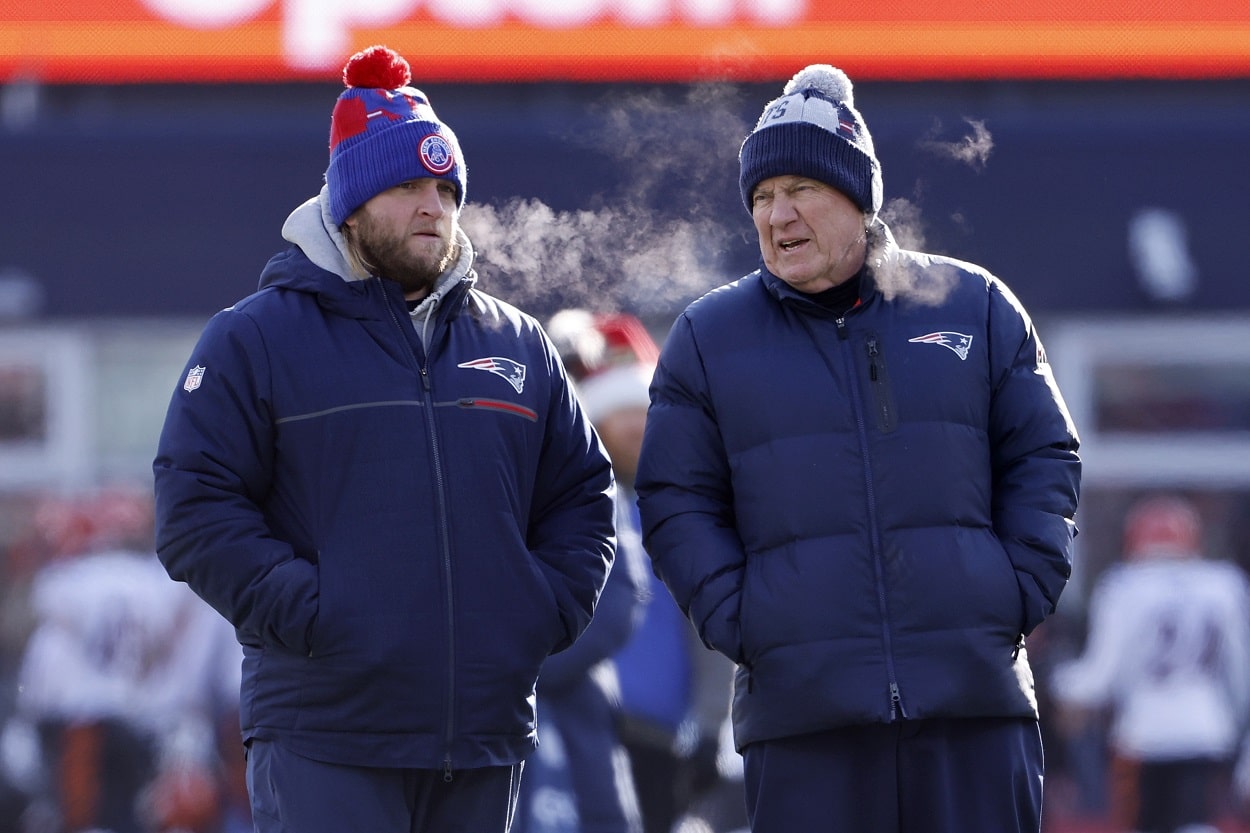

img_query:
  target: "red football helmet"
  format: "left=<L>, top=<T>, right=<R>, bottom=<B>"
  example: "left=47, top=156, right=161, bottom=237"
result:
left=1123, top=494, right=1201, bottom=559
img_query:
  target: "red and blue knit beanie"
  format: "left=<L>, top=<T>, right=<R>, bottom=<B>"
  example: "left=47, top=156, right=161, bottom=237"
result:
left=325, top=45, right=466, bottom=226
left=738, top=64, right=882, bottom=218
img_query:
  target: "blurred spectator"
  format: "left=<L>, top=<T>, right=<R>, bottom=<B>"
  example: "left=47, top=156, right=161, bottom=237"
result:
left=514, top=490, right=646, bottom=833
left=513, top=310, right=649, bottom=833
left=547, top=310, right=739, bottom=833
left=3, top=487, right=245, bottom=833
left=1051, top=494, right=1250, bottom=833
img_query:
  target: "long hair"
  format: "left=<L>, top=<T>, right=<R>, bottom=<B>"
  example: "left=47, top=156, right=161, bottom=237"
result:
left=338, top=221, right=374, bottom=280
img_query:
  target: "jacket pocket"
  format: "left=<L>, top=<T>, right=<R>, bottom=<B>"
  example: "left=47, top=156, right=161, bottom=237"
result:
left=455, top=397, right=538, bottom=422
left=863, top=334, right=898, bottom=434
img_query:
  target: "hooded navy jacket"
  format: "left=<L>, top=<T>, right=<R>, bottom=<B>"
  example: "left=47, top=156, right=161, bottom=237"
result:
left=153, top=193, right=615, bottom=772
left=636, top=223, right=1080, bottom=751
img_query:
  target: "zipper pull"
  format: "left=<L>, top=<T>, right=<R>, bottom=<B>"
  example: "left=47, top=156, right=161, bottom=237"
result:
left=835, top=316, right=849, bottom=340
left=443, top=754, right=454, bottom=783
left=867, top=337, right=880, bottom=380
left=889, top=682, right=902, bottom=720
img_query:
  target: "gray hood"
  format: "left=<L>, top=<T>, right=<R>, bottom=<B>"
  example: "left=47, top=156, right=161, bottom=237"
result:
left=281, top=186, right=357, bottom=282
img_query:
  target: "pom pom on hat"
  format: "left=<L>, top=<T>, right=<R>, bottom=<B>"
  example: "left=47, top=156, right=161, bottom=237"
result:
left=343, top=44, right=411, bottom=89
left=784, top=64, right=855, bottom=104
left=738, top=63, right=882, bottom=217
left=325, top=45, right=467, bottom=225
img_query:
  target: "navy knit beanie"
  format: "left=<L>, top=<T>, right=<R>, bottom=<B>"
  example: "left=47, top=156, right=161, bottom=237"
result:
left=739, top=64, right=882, bottom=217
left=325, top=45, right=466, bottom=226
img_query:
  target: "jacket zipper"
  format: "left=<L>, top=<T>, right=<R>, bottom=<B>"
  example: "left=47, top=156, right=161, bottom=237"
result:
left=379, top=281, right=458, bottom=780
left=420, top=363, right=458, bottom=782
left=809, top=310, right=906, bottom=720
left=840, top=320, right=905, bottom=721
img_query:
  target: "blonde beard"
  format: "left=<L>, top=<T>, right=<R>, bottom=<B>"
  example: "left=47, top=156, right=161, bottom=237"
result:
left=342, top=216, right=457, bottom=298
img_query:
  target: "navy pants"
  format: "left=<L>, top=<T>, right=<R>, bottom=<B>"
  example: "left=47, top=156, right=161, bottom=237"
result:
left=246, top=739, right=523, bottom=833
left=742, top=717, right=1043, bottom=833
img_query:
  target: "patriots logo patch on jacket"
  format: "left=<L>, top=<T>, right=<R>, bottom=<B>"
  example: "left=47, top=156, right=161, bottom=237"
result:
left=908, top=332, right=973, bottom=361
left=458, top=357, right=527, bottom=393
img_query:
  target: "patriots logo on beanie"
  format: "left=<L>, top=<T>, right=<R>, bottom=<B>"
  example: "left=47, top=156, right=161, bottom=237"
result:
left=738, top=64, right=883, bottom=218
left=325, top=45, right=467, bottom=226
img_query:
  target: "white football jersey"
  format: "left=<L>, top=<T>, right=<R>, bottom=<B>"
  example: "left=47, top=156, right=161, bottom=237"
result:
left=1052, top=556, right=1250, bottom=760
left=16, top=549, right=241, bottom=754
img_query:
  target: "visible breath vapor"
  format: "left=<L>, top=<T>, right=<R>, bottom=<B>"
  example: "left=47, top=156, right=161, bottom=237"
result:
left=880, top=197, right=927, bottom=252
left=919, top=118, right=994, bottom=170
left=461, top=199, right=728, bottom=317
left=461, top=84, right=752, bottom=318
left=463, top=92, right=999, bottom=316
left=874, top=118, right=996, bottom=305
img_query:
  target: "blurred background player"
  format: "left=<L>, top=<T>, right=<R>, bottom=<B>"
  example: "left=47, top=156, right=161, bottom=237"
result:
left=5, top=487, right=245, bottom=833
left=515, top=537, right=644, bottom=833
left=547, top=310, right=739, bottom=833
left=1051, top=494, right=1250, bottom=833
left=513, top=311, right=648, bottom=833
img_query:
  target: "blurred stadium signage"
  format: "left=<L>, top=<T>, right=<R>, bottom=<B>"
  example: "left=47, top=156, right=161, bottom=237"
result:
left=3, top=0, right=1249, bottom=83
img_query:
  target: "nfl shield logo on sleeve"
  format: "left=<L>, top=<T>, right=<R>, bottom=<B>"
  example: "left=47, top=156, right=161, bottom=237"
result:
left=183, top=365, right=206, bottom=392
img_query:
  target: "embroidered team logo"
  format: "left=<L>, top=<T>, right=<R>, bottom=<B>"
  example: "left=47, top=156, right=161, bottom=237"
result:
left=419, top=134, right=455, bottom=176
left=458, top=357, right=526, bottom=394
left=908, top=332, right=973, bottom=361
left=834, top=105, right=858, bottom=140
left=183, top=365, right=206, bottom=392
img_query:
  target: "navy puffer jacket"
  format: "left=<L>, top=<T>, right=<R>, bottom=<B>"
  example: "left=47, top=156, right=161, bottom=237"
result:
left=636, top=223, right=1080, bottom=751
left=154, top=240, right=615, bottom=771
